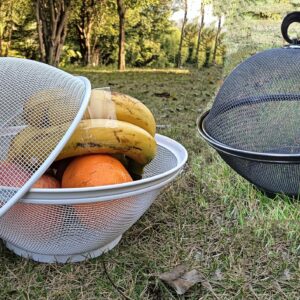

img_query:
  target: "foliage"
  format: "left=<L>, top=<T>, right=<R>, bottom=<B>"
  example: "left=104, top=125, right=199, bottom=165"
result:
left=223, top=0, right=300, bottom=74
left=0, top=0, right=34, bottom=57
left=1, top=0, right=299, bottom=69
left=36, top=0, right=72, bottom=66
left=0, top=0, right=225, bottom=68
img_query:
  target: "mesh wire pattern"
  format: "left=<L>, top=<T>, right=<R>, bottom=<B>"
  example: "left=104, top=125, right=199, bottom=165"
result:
left=199, top=47, right=300, bottom=196
left=0, top=58, right=89, bottom=214
left=0, top=139, right=185, bottom=258
left=219, top=152, right=300, bottom=196
left=205, top=48, right=300, bottom=154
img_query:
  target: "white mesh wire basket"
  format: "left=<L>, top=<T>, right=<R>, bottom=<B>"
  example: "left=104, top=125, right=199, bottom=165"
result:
left=0, top=57, right=90, bottom=216
left=0, top=134, right=187, bottom=263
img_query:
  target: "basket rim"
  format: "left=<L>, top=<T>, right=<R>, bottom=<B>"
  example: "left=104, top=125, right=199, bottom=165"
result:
left=198, top=110, right=300, bottom=163
left=20, top=134, right=187, bottom=203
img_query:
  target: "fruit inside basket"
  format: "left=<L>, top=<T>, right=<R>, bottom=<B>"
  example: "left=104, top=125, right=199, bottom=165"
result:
left=0, top=82, right=188, bottom=263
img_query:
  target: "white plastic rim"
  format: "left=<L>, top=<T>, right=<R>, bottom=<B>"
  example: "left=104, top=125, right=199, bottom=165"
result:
left=0, top=63, right=91, bottom=217
left=5, top=235, right=122, bottom=264
left=20, top=134, right=188, bottom=205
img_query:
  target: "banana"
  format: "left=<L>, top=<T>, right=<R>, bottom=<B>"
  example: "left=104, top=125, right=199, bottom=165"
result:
left=9, top=119, right=157, bottom=167
left=24, top=89, right=156, bottom=137
left=83, top=90, right=156, bottom=136
left=23, top=88, right=76, bottom=128
left=8, top=124, right=70, bottom=167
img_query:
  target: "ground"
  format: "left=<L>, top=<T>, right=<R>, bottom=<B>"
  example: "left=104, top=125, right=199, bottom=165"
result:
left=1, top=66, right=300, bottom=299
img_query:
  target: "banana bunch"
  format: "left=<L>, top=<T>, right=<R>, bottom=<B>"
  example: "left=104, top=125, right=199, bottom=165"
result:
left=9, top=89, right=157, bottom=177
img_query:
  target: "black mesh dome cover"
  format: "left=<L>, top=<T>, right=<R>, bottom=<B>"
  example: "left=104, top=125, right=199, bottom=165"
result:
left=204, top=48, right=300, bottom=155
left=198, top=12, right=300, bottom=197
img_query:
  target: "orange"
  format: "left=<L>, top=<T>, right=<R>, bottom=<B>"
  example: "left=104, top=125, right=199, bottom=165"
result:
left=33, top=174, right=60, bottom=188
left=61, top=154, right=133, bottom=231
left=61, top=154, right=132, bottom=188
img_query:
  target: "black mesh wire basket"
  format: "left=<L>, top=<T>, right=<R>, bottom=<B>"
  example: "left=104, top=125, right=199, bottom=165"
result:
left=198, top=12, right=300, bottom=197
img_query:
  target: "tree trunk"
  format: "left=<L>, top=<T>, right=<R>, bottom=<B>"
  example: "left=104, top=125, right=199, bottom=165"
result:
left=4, top=3, right=14, bottom=57
left=76, top=24, right=86, bottom=62
left=84, top=20, right=93, bottom=66
left=195, top=2, right=205, bottom=66
left=204, top=46, right=211, bottom=68
left=177, top=0, right=188, bottom=68
left=76, top=0, right=97, bottom=67
left=36, top=1, right=46, bottom=62
left=1, top=1, right=14, bottom=57
left=0, top=37, right=3, bottom=57
left=36, top=0, right=71, bottom=66
left=54, top=20, right=68, bottom=66
left=91, top=35, right=99, bottom=66
left=212, top=16, right=222, bottom=65
left=4, top=25, right=12, bottom=57
left=117, top=0, right=126, bottom=71
left=91, top=47, right=100, bottom=66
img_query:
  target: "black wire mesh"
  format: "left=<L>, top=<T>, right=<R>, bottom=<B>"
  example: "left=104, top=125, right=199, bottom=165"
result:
left=205, top=48, right=300, bottom=154
left=200, top=47, right=300, bottom=197
left=219, top=152, right=300, bottom=196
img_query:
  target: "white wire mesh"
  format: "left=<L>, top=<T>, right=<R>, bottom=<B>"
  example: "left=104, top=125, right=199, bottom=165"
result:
left=0, top=138, right=186, bottom=259
left=0, top=58, right=90, bottom=215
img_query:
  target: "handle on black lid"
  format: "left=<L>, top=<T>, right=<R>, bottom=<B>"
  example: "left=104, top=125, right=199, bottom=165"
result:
left=281, top=11, right=300, bottom=45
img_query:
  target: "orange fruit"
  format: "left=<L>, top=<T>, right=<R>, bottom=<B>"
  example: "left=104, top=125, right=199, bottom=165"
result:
left=61, top=154, right=132, bottom=188
left=61, top=154, right=133, bottom=231
left=33, top=174, right=60, bottom=188
left=0, top=164, right=61, bottom=242
left=0, top=162, right=30, bottom=187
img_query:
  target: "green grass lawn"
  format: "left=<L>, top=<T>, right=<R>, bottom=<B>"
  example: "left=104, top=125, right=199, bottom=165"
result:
left=1, top=66, right=300, bottom=299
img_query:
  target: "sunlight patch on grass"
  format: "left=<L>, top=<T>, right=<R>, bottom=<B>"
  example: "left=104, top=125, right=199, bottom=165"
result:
left=192, top=147, right=300, bottom=251
left=63, top=66, right=190, bottom=75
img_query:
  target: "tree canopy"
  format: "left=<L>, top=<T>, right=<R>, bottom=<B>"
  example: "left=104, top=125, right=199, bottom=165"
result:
left=0, top=0, right=299, bottom=70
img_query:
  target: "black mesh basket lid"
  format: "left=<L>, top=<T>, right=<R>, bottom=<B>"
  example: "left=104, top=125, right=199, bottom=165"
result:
left=201, top=12, right=300, bottom=160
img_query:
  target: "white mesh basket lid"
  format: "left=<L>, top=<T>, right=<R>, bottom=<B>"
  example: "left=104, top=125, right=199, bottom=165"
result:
left=0, top=57, right=91, bottom=217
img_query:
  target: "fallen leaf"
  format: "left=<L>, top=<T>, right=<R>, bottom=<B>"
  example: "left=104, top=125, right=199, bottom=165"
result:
left=153, top=92, right=171, bottom=98
left=159, top=265, right=202, bottom=295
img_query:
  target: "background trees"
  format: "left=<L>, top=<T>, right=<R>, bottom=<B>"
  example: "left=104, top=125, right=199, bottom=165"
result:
left=1, top=0, right=298, bottom=69
left=36, top=0, right=72, bottom=66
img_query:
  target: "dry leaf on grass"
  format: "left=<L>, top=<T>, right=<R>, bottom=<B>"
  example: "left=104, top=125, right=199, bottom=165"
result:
left=159, top=264, right=203, bottom=295
left=153, top=92, right=171, bottom=98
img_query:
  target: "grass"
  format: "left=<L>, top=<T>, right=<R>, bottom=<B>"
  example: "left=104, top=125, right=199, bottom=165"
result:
left=1, top=66, right=300, bottom=299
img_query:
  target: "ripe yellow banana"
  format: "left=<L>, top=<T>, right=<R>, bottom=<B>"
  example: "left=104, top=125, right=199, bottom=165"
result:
left=9, top=119, right=157, bottom=167
left=57, top=119, right=156, bottom=164
left=24, top=89, right=156, bottom=137
left=83, top=90, right=156, bottom=136
left=23, top=88, right=76, bottom=128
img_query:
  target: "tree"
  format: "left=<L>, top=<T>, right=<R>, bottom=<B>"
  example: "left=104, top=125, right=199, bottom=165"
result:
left=201, top=27, right=215, bottom=67
left=36, top=0, right=72, bottom=66
left=0, top=0, right=31, bottom=57
left=222, top=0, right=297, bottom=74
left=126, top=0, right=173, bottom=67
left=212, top=15, right=222, bottom=64
left=195, top=0, right=207, bottom=66
left=176, top=0, right=188, bottom=68
left=116, top=0, right=126, bottom=70
left=0, top=1, right=13, bottom=56
left=184, top=22, right=198, bottom=64
left=74, top=0, right=105, bottom=66
left=211, top=0, right=224, bottom=65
